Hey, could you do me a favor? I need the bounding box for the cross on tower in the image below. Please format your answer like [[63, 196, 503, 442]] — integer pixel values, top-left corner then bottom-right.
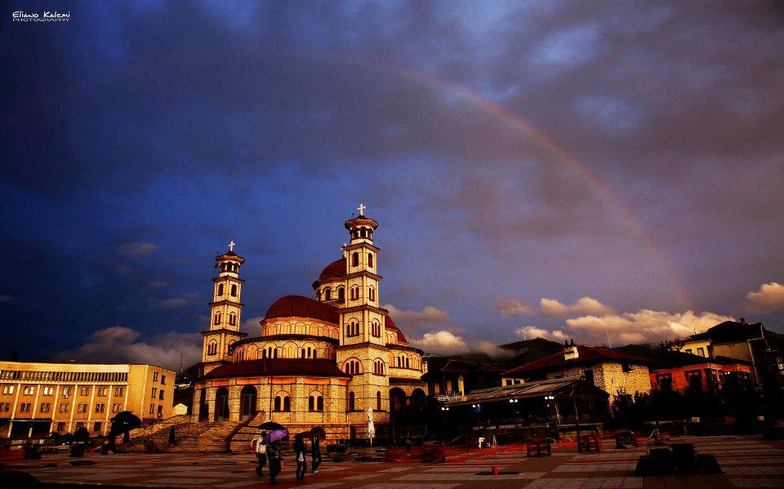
[[228, 241, 236, 252], [357, 203, 366, 216]]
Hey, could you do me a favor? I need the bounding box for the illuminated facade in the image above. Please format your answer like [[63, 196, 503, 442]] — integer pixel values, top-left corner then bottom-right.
[[0, 361, 174, 438], [193, 206, 426, 440]]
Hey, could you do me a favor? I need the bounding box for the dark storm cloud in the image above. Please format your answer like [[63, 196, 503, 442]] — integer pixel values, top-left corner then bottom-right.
[[1, 0, 783, 361]]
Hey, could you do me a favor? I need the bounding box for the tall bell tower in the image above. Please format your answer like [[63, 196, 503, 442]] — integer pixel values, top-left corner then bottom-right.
[[201, 241, 248, 375], [336, 204, 390, 425]]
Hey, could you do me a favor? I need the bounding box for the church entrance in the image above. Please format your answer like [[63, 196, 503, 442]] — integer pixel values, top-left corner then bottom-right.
[[198, 388, 209, 421], [240, 385, 257, 420], [215, 387, 229, 421]]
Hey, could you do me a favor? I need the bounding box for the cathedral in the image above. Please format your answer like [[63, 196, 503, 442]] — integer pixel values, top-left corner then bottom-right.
[[192, 206, 427, 441]]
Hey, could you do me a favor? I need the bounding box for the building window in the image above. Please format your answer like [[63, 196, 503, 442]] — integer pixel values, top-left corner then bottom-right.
[[112, 403, 121, 413], [368, 253, 373, 267], [23, 385, 35, 395], [40, 403, 51, 413], [697, 347, 706, 357], [283, 396, 290, 412], [80, 386, 90, 396], [376, 391, 382, 411], [93, 422, 102, 432], [344, 359, 361, 375], [76, 422, 84, 429], [308, 394, 324, 412], [230, 284, 237, 297], [61, 386, 71, 398], [405, 357, 410, 368], [19, 402, 31, 413], [59, 403, 69, 413], [42, 386, 54, 396], [97, 387, 107, 397], [338, 287, 345, 302], [56, 422, 66, 432], [214, 313, 221, 325], [208, 341, 218, 355], [149, 404, 155, 415], [218, 283, 224, 296], [159, 390, 164, 400], [684, 348, 693, 355], [2, 385, 14, 395], [656, 373, 673, 391], [348, 392, 355, 411], [621, 363, 631, 373], [95, 403, 105, 413], [114, 386, 123, 397], [346, 321, 360, 337], [324, 288, 332, 301], [371, 321, 381, 337], [350, 286, 359, 301], [685, 370, 703, 391], [157, 405, 163, 417], [352, 252, 359, 267], [368, 286, 375, 301], [373, 360, 385, 376], [151, 387, 157, 398], [229, 313, 237, 326]]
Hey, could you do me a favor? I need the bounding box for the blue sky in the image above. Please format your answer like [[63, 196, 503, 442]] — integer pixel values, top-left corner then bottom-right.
[[1, 1, 783, 368]]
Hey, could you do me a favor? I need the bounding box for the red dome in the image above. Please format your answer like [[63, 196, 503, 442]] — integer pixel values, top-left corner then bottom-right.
[[318, 258, 346, 282], [265, 295, 339, 324], [386, 315, 408, 344]]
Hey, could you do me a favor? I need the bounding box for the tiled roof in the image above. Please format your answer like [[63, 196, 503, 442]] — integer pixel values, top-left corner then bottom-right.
[[264, 295, 339, 324], [689, 320, 764, 343], [202, 359, 350, 380], [502, 345, 652, 377], [344, 215, 378, 230], [445, 377, 608, 406], [386, 315, 408, 344]]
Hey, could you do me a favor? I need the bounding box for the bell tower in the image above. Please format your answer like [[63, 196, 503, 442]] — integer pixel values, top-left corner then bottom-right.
[[201, 241, 248, 374], [336, 204, 390, 424]]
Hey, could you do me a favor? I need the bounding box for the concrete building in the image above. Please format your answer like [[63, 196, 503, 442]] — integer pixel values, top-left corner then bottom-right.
[[192, 206, 426, 441], [0, 361, 175, 438], [649, 351, 752, 394]]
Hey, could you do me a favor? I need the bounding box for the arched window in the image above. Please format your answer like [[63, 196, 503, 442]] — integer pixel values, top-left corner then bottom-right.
[[217, 283, 224, 296], [317, 396, 323, 412], [350, 286, 359, 301], [368, 253, 374, 267], [368, 286, 375, 301], [237, 349, 245, 362], [352, 252, 359, 267], [213, 313, 221, 325], [346, 321, 360, 337], [283, 396, 290, 412], [337, 287, 345, 302], [229, 313, 236, 326], [207, 341, 217, 355], [376, 391, 382, 411], [406, 357, 410, 368], [230, 284, 237, 296], [324, 288, 331, 301], [348, 391, 355, 411], [373, 360, 385, 376], [344, 359, 361, 375], [308, 395, 314, 411], [274, 396, 281, 412], [371, 320, 380, 337]]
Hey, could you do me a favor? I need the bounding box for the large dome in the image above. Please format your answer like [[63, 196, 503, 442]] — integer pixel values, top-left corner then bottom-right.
[[265, 295, 339, 324], [312, 257, 346, 289]]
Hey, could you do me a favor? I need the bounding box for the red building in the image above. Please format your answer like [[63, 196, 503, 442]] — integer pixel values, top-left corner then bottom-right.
[[649, 351, 752, 393]]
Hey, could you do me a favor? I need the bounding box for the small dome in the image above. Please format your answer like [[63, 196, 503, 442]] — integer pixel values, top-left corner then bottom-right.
[[318, 258, 346, 282], [265, 295, 339, 324], [386, 315, 408, 344]]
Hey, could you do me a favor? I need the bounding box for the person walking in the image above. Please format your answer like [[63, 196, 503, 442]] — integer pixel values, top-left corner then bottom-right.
[[267, 440, 282, 485], [294, 436, 307, 481], [254, 431, 267, 476], [311, 435, 322, 473]]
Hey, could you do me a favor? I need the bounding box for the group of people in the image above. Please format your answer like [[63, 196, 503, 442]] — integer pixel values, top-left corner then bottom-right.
[[254, 431, 322, 484]]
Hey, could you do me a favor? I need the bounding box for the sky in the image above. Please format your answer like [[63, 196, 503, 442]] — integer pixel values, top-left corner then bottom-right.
[[1, 1, 783, 369]]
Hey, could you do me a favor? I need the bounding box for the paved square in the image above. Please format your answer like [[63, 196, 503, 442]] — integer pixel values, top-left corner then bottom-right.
[[1, 435, 782, 488]]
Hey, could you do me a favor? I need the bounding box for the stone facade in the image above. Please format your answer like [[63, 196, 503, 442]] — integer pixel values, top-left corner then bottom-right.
[[192, 207, 426, 441]]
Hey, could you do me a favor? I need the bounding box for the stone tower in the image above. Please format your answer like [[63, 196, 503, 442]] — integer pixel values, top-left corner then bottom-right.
[[335, 204, 390, 426], [200, 242, 248, 375]]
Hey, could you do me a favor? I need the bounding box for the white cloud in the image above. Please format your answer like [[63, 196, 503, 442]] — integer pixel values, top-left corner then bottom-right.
[[152, 297, 191, 309], [515, 325, 569, 342], [498, 299, 534, 317], [242, 316, 264, 332], [410, 330, 468, 354], [565, 309, 734, 344], [383, 304, 449, 328], [540, 297, 615, 317], [746, 282, 784, 312], [117, 242, 159, 256], [56, 326, 201, 370]]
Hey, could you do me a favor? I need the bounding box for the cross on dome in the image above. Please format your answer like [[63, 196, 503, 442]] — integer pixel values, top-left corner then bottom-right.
[[357, 203, 366, 216], [228, 241, 236, 252]]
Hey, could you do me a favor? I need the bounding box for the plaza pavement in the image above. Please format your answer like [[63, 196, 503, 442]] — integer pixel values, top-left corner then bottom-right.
[[1, 435, 782, 488]]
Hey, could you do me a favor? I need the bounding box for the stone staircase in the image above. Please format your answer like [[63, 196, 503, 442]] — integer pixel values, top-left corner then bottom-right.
[[228, 412, 268, 453], [129, 415, 190, 440], [168, 420, 236, 452]]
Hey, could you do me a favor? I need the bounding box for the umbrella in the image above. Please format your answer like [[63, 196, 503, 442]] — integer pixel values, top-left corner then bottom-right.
[[111, 411, 142, 430], [258, 421, 285, 431], [311, 426, 326, 438], [366, 407, 375, 447], [293, 430, 313, 439], [262, 429, 289, 443]]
